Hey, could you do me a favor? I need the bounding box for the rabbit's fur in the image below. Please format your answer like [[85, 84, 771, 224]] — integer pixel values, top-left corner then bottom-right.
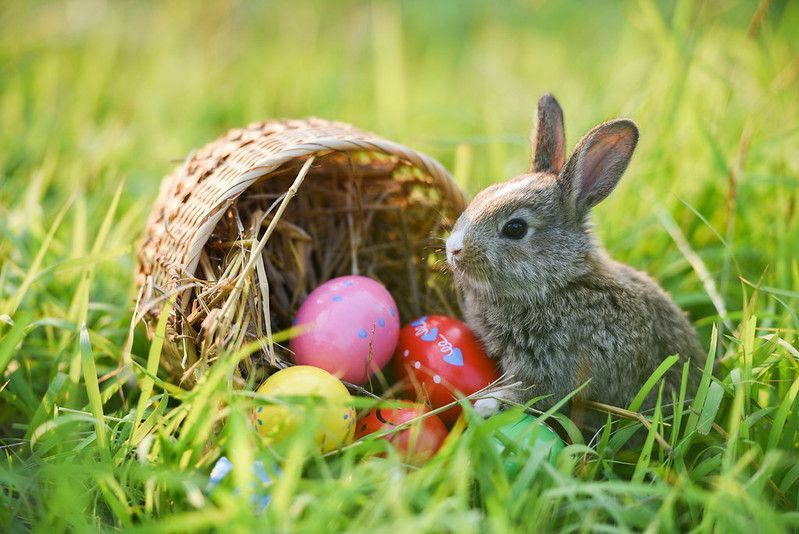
[[446, 94, 704, 429]]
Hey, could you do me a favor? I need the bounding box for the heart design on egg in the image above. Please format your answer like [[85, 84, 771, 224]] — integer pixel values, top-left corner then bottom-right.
[[420, 327, 438, 342], [410, 316, 428, 327], [443, 347, 464, 366]]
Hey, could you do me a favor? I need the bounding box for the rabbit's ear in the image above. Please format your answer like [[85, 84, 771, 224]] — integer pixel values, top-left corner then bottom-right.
[[560, 119, 638, 215], [530, 93, 566, 173]]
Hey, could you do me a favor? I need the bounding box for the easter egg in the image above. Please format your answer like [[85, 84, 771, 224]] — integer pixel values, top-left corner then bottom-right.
[[291, 275, 400, 384], [206, 456, 276, 510], [489, 413, 564, 476], [355, 402, 448, 464], [393, 315, 499, 424], [251, 366, 355, 452]]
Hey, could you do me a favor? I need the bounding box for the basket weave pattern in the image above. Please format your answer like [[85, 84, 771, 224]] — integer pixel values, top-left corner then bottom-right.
[[136, 118, 465, 384]]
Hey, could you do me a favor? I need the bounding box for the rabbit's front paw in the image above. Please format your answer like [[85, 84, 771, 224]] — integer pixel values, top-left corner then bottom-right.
[[474, 397, 500, 418]]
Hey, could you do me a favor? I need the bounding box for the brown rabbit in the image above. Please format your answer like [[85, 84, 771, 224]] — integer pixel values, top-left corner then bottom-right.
[[446, 94, 704, 428]]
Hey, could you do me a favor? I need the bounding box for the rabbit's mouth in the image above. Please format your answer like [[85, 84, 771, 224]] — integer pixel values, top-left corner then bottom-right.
[[445, 229, 497, 294], [447, 255, 494, 294]]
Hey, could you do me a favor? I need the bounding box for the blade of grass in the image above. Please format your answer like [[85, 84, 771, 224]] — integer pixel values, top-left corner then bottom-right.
[[685, 325, 719, 436], [669, 360, 689, 447], [90, 180, 125, 256], [133, 298, 173, 441], [96, 471, 132, 527], [767, 375, 799, 450], [0, 312, 31, 376], [658, 210, 734, 332], [697, 381, 724, 436], [24, 371, 69, 442], [80, 322, 108, 455], [633, 383, 664, 483], [628, 354, 679, 412], [2, 197, 73, 316]]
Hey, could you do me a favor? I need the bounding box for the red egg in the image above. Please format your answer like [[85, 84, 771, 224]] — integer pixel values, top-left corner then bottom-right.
[[355, 403, 448, 464], [393, 315, 500, 424]]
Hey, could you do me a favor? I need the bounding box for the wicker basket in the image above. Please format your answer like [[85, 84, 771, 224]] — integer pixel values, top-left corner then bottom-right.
[[136, 118, 466, 386]]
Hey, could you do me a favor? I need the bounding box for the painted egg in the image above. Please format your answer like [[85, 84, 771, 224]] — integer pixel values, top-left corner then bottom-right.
[[290, 275, 400, 384], [206, 456, 276, 510], [488, 413, 564, 476], [355, 402, 448, 464], [392, 315, 500, 424], [251, 366, 355, 453]]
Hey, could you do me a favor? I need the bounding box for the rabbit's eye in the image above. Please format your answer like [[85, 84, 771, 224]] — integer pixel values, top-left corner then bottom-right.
[[501, 218, 528, 239]]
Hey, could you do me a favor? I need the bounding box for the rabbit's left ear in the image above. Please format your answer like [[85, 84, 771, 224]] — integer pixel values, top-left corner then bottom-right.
[[560, 119, 639, 216], [531, 94, 566, 173]]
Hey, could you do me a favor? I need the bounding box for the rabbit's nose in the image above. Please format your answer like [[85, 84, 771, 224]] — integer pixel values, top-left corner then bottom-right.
[[446, 230, 465, 258]]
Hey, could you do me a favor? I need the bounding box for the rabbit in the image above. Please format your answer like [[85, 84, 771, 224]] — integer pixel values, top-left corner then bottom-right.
[[445, 94, 704, 431]]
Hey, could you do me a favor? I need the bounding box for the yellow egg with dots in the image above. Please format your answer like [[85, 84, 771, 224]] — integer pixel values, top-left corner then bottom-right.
[[251, 365, 355, 453]]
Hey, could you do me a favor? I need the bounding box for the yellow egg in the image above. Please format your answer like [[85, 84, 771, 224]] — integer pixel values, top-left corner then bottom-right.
[[251, 365, 355, 452]]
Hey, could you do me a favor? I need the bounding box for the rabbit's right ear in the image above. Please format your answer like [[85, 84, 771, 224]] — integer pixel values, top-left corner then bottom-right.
[[559, 119, 639, 217], [530, 93, 566, 174]]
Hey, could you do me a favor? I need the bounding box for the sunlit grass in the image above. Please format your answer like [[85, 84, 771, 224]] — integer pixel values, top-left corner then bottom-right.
[[1, 0, 799, 531]]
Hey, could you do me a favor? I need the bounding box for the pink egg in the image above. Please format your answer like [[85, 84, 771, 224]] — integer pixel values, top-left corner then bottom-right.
[[290, 276, 400, 384]]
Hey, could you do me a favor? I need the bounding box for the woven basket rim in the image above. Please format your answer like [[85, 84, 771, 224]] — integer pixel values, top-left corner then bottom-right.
[[178, 131, 465, 286]]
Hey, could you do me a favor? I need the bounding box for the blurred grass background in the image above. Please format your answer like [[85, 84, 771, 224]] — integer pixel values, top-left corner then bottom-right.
[[1, 0, 799, 531]]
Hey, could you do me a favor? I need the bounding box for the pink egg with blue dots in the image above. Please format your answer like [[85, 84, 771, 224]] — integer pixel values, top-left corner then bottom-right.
[[290, 275, 400, 384]]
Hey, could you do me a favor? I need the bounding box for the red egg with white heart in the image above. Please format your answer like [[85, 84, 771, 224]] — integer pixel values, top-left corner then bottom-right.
[[355, 402, 448, 464], [392, 315, 500, 424]]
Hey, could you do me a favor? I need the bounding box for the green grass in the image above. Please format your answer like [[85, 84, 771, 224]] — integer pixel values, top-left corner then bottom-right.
[[1, 0, 799, 531]]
